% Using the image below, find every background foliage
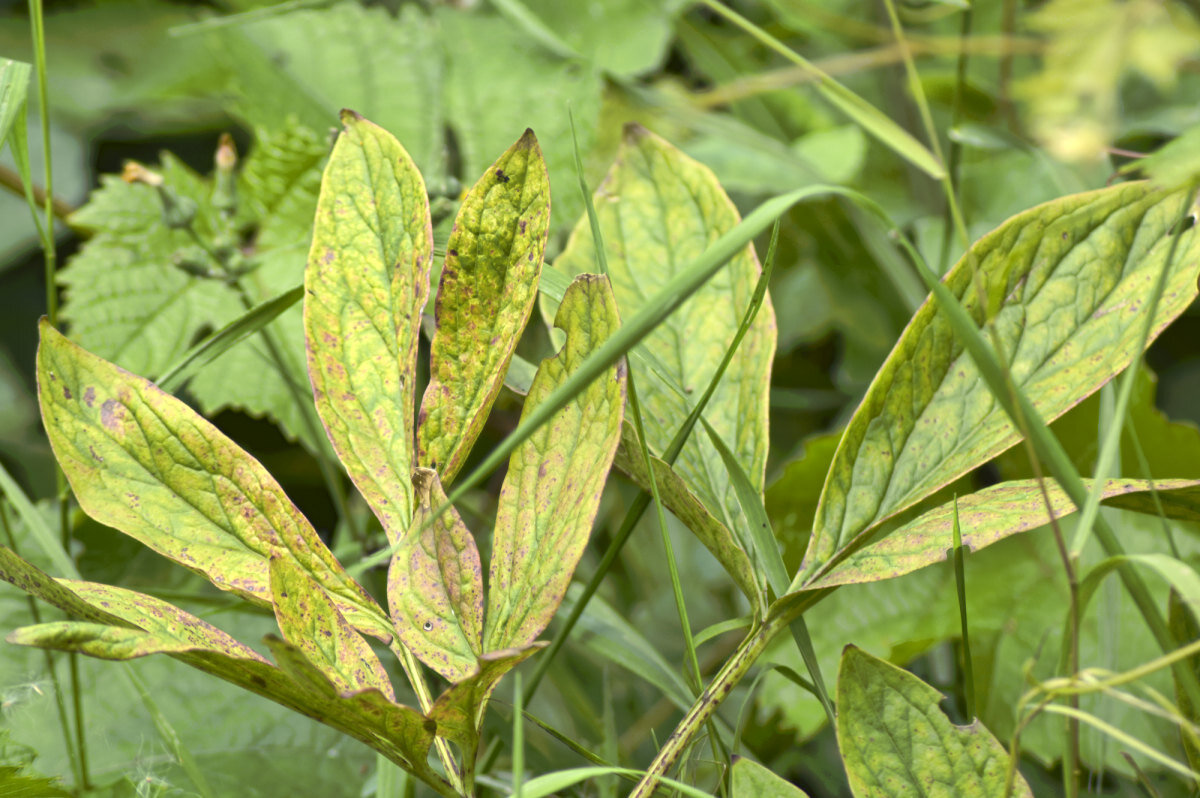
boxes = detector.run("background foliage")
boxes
[3,0,1200,795]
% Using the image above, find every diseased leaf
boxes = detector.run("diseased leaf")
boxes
[35,322,391,641]
[552,124,776,605]
[428,643,544,760]
[270,557,395,700]
[305,109,433,543]
[484,274,626,652]
[837,646,1031,797]
[388,468,484,683]
[730,756,810,798]
[801,183,1200,586]
[417,129,550,484]
[810,478,1200,589]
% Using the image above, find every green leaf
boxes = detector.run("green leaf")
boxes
[388,468,483,683]
[0,765,71,798]
[1170,590,1200,779]
[270,556,395,699]
[800,182,1200,586]
[428,644,544,756]
[837,646,1031,797]
[0,58,31,150]
[811,478,1200,589]
[36,321,392,640]
[483,274,626,652]
[305,109,433,542]
[238,121,327,237]
[730,756,810,798]
[417,129,550,484]
[552,124,776,604]
[61,155,243,378]
[1134,123,1200,191]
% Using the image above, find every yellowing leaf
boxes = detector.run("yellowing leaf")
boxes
[418,129,550,484]
[484,274,626,651]
[730,757,810,798]
[388,468,484,683]
[552,124,775,605]
[35,321,391,641]
[270,556,395,700]
[837,646,1031,797]
[800,183,1200,587]
[305,109,433,542]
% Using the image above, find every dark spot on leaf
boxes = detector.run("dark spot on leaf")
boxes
[62,386,72,400]
[519,220,526,234]
[496,169,509,183]
[448,249,458,258]
[1061,231,1068,241]
[83,387,95,407]
[322,248,335,265]
[89,447,103,463]
[100,399,124,431]
[423,620,433,631]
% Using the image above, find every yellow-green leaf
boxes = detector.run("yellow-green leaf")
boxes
[730,757,810,798]
[305,109,433,542]
[801,183,1200,586]
[837,646,1031,798]
[35,321,392,640]
[551,124,775,604]
[484,274,626,652]
[270,556,395,699]
[811,478,1200,589]
[388,467,484,683]
[417,129,550,484]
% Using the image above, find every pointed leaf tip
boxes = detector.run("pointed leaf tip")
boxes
[340,108,364,125]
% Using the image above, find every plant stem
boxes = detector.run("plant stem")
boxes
[390,640,464,796]
[0,163,74,220]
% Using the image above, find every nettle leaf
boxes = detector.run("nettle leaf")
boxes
[305,110,433,542]
[388,468,484,683]
[811,478,1200,589]
[61,154,242,378]
[270,557,395,699]
[837,646,1031,798]
[552,123,776,604]
[730,756,810,798]
[800,182,1200,586]
[484,274,626,652]
[238,121,327,238]
[35,322,392,641]
[417,129,550,484]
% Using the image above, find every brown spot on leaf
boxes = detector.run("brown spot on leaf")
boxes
[322,248,335,265]
[62,386,72,400]
[519,220,526,234]
[100,399,124,431]
[448,249,458,258]
[496,169,509,183]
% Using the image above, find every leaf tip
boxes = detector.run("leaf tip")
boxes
[339,108,365,127]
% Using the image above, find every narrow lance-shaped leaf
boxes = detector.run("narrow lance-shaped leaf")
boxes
[812,477,1200,589]
[417,129,550,484]
[270,556,396,699]
[305,109,433,541]
[484,274,626,651]
[801,183,1200,585]
[837,646,1032,798]
[35,321,392,640]
[388,467,484,682]
[551,124,776,604]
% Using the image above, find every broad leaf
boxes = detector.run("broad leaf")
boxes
[801,182,1200,585]
[837,646,1031,797]
[731,756,810,798]
[388,468,484,683]
[305,109,433,542]
[270,557,395,699]
[811,478,1200,589]
[417,129,550,483]
[552,124,776,604]
[36,322,391,640]
[484,274,626,651]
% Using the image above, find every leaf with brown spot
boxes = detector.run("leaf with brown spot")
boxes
[35,322,392,641]
[388,468,483,683]
[417,129,550,484]
[270,556,395,699]
[305,110,433,544]
[484,274,625,652]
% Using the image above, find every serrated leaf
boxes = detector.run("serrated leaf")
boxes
[801,182,1200,586]
[305,109,433,543]
[730,756,810,798]
[238,121,327,233]
[428,643,544,759]
[837,646,1031,798]
[270,556,395,699]
[388,468,483,683]
[811,478,1200,589]
[552,123,776,604]
[417,129,550,484]
[35,321,392,640]
[61,154,243,378]
[0,765,71,798]
[484,274,626,652]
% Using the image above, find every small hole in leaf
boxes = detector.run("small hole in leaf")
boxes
[423,621,433,631]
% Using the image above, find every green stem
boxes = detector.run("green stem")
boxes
[389,640,464,796]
